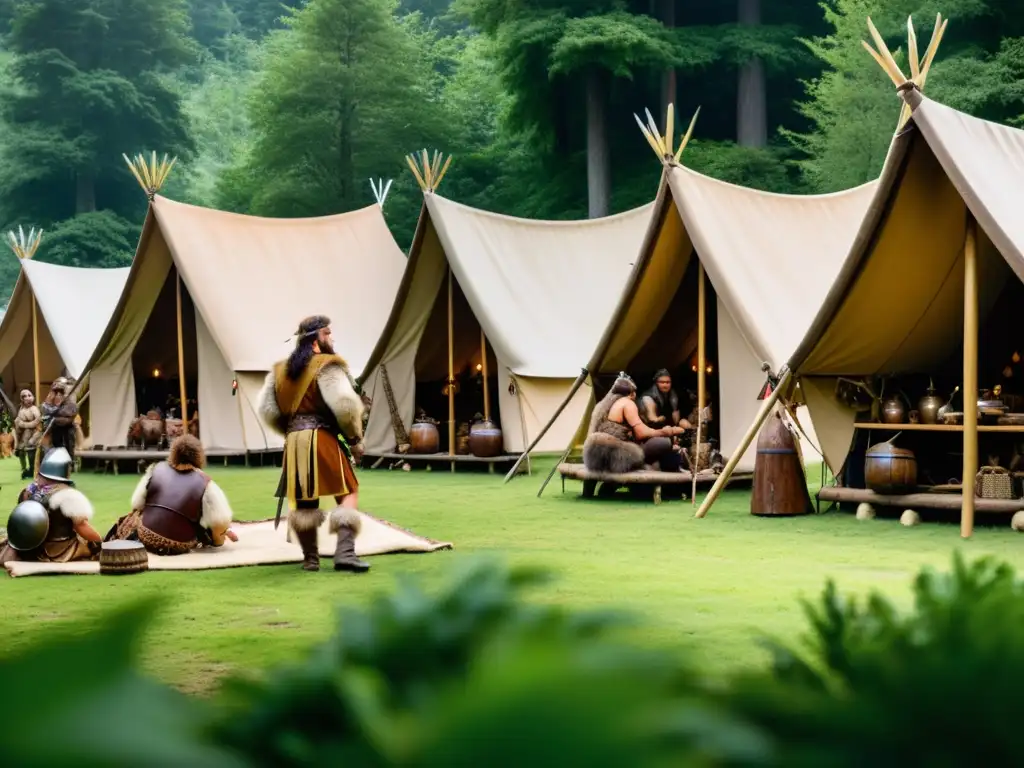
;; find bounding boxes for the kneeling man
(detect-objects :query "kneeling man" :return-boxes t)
[106,434,237,555]
[0,447,101,564]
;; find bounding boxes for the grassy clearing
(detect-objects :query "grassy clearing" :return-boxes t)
[1,455,1022,694]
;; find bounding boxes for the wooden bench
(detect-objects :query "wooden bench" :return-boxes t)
[556,463,720,504]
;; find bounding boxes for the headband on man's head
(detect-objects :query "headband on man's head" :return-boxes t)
[285,315,331,343]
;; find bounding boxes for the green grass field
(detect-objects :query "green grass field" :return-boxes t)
[2,455,1023,694]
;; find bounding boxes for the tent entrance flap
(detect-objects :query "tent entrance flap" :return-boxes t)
[131,267,197,419]
[412,271,499,451]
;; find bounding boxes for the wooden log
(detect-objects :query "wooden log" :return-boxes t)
[480,327,490,420]
[962,214,978,537]
[817,485,1024,514]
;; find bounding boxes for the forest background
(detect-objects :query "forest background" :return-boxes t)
[0,0,1021,299]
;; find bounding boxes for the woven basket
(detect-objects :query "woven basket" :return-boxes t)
[976,466,1016,500]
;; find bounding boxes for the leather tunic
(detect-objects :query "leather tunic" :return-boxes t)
[140,462,211,544]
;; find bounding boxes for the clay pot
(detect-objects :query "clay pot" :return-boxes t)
[918,384,944,425]
[410,422,440,454]
[469,419,503,458]
[864,441,917,494]
[880,396,906,424]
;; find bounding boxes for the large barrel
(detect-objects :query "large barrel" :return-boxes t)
[751,410,812,516]
[469,419,503,458]
[864,441,917,493]
[409,422,440,454]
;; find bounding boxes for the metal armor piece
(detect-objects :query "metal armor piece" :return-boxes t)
[7,499,49,551]
[39,447,74,484]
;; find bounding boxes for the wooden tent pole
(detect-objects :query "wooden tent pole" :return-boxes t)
[504,368,588,483]
[447,267,455,470]
[695,369,792,518]
[176,274,189,432]
[692,263,706,505]
[961,214,979,538]
[30,293,40,403]
[480,327,490,420]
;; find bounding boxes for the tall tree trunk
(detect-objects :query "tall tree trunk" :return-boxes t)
[737,0,766,148]
[659,0,676,120]
[75,171,96,214]
[585,68,610,219]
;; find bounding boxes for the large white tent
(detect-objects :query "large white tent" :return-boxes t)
[360,192,654,455]
[0,259,129,399]
[78,196,408,452]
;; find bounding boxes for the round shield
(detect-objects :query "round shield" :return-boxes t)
[6,499,49,551]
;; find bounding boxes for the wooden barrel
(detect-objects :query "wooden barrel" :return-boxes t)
[409,422,440,454]
[469,419,503,458]
[864,441,917,493]
[751,410,812,516]
[100,540,149,575]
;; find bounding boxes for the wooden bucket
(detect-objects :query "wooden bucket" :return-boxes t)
[409,422,440,454]
[751,410,812,516]
[864,440,917,494]
[100,540,149,575]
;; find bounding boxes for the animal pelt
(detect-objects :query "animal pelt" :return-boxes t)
[50,487,93,524]
[131,463,156,512]
[200,480,234,533]
[0,432,13,458]
[257,371,284,435]
[328,505,362,534]
[319,363,363,441]
[583,432,644,474]
[290,507,325,532]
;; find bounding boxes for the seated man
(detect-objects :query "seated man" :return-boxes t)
[0,447,101,564]
[106,434,237,556]
[583,374,690,474]
[639,369,683,428]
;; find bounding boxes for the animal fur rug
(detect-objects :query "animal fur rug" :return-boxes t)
[3,512,452,578]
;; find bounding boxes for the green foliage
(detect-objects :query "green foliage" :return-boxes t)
[41,211,138,268]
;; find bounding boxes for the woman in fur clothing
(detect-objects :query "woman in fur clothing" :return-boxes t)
[13,389,41,479]
[583,375,690,474]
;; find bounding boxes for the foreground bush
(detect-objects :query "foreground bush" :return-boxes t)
[1,553,1017,766]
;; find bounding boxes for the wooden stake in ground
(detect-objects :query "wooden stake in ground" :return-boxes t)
[961,213,978,538]
[5,227,43,401]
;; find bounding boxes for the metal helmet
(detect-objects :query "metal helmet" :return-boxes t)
[6,499,49,551]
[38,447,74,484]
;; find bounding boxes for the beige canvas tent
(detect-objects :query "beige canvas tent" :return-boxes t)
[523,138,877,487]
[0,258,129,401]
[78,196,408,452]
[359,182,654,458]
[699,90,1024,534]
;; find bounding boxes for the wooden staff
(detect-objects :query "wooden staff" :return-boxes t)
[447,267,455,469]
[176,274,189,431]
[692,263,706,505]
[480,327,490,420]
[961,213,978,538]
[31,293,40,403]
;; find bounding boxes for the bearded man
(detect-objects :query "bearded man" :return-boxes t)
[0,447,101,565]
[639,369,682,428]
[105,434,238,555]
[257,315,370,573]
[13,389,41,479]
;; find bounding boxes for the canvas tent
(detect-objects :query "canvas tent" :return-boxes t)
[523,148,876,483]
[78,196,408,452]
[0,259,129,400]
[359,189,655,457]
[695,89,1024,534]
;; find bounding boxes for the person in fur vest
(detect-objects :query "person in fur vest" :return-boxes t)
[0,447,101,565]
[257,315,370,573]
[105,434,238,556]
[583,375,690,475]
[13,389,41,479]
[36,377,78,473]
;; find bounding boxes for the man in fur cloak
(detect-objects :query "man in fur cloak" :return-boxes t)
[257,315,370,573]
[13,389,40,479]
[105,434,237,555]
[0,447,101,564]
[37,377,78,472]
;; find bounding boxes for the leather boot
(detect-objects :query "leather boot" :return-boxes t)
[333,526,370,573]
[295,527,320,572]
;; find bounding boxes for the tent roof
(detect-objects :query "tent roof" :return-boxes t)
[0,260,129,379]
[588,163,879,375]
[790,93,1024,377]
[82,195,408,378]
[364,193,654,379]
